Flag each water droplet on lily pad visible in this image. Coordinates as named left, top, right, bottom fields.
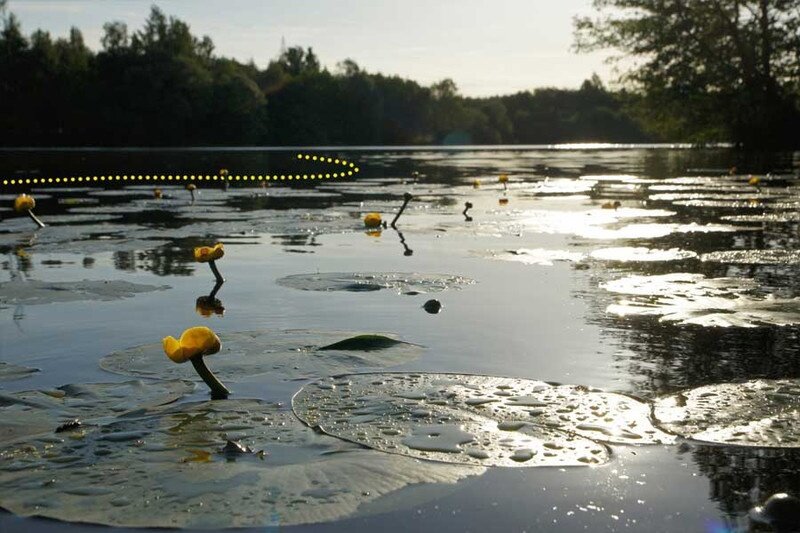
left=0, top=399, right=482, bottom=528
left=700, top=249, right=800, bottom=265
left=293, top=373, right=674, bottom=468
left=654, top=379, right=800, bottom=447
left=603, top=273, right=800, bottom=327
left=101, top=330, right=423, bottom=382
left=276, top=272, right=474, bottom=294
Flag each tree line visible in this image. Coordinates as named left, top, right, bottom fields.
left=1, top=2, right=797, bottom=147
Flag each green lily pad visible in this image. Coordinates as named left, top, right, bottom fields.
left=276, top=272, right=475, bottom=294
left=0, top=362, right=39, bottom=382
left=319, top=335, right=415, bottom=352
left=100, top=330, right=423, bottom=382
left=293, top=373, right=674, bottom=468
left=0, top=280, right=169, bottom=306
left=0, top=399, right=483, bottom=528
left=653, top=379, right=800, bottom=447
left=0, top=379, right=194, bottom=444
left=603, top=273, right=800, bottom=327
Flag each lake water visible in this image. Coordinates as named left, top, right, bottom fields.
left=1, top=146, right=800, bottom=532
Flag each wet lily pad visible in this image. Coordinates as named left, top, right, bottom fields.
left=653, top=379, right=800, bottom=447
left=101, top=330, right=423, bottom=382
left=0, top=379, right=194, bottom=444
left=590, top=247, right=698, bottom=262
left=0, top=279, right=169, bottom=306
left=276, top=272, right=475, bottom=294
left=0, top=399, right=482, bottom=528
left=483, top=248, right=585, bottom=266
left=0, top=362, right=39, bottom=382
left=603, top=273, right=800, bottom=327
left=700, top=249, right=800, bottom=265
left=293, top=373, right=674, bottom=468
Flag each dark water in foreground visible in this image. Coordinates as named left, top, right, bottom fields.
left=1, top=145, right=800, bottom=532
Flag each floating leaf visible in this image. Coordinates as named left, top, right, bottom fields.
left=0, top=280, right=169, bottom=306
left=603, top=273, right=800, bottom=327
left=0, top=399, right=482, bottom=528
left=276, top=272, right=475, bottom=294
left=483, top=248, right=585, bottom=266
left=0, top=362, right=39, bottom=382
left=700, top=249, right=800, bottom=265
left=293, top=373, right=674, bottom=468
left=590, top=247, right=698, bottom=262
left=101, top=330, right=423, bottom=382
left=0, top=380, right=194, bottom=444
left=653, top=379, right=800, bottom=447
left=318, top=334, right=415, bottom=352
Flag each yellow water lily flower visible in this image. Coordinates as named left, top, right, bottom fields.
left=365, top=229, right=382, bottom=238
left=14, top=194, right=35, bottom=212
left=163, top=326, right=221, bottom=364
left=186, top=183, right=197, bottom=191
left=194, top=243, right=225, bottom=263
left=364, top=212, right=382, bottom=228
left=498, top=174, right=509, bottom=184
left=473, top=179, right=481, bottom=188
left=220, top=168, right=229, bottom=177
left=153, top=188, right=163, bottom=199
left=748, top=175, right=761, bottom=186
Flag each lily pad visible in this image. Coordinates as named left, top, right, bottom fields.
left=0, top=362, right=39, bottom=382
left=293, top=373, right=674, bottom=468
left=276, top=272, right=475, bottom=294
left=101, top=330, right=423, bottom=382
left=0, top=379, right=194, bottom=444
left=0, top=399, right=482, bottom=528
left=653, top=379, right=800, bottom=447
left=603, top=273, right=800, bottom=327
left=483, top=248, right=585, bottom=266
left=0, top=279, right=169, bottom=306
left=589, top=247, right=698, bottom=262
left=700, top=249, right=800, bottom=265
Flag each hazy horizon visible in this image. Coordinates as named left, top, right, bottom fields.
left=5, top=0, right=614, bottom=97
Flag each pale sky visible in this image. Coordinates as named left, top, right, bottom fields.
left=5, top=0, right=613, bottom=97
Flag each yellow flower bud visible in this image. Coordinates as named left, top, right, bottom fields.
left=186, top=183, right=197, bottom=191
left=193, top=243, right=224, bottom=263
left=14, top=194, right=35, bottom=212
left=363, top=212, right=382, bottom=228
left=163, top=326, right=221, bottom=364
left=498, top=174, right=509, bottom=184
left=748, top=175, right=760, bottom=186
left=472, top=179, right=481, bottom=188
left=153, top=188, right=163, bottom=199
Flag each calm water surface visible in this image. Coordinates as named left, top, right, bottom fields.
left=1, top=146, right=800, bottom=532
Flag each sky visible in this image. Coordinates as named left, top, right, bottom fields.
left=5, top=0, right=614, bottom=97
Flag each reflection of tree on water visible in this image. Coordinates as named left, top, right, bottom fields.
left=688, top=444, right=800, bottom=527
left=114, top=247, right=193, bottom=276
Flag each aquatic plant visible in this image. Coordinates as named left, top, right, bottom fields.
left=153, top=187, right=163, bottom=199
left=473, top=179, right=481, bottom=188
left=194, top=242, right=225, bottom=285
left=363, top=212, right=383, bottom=228
left=601, top=200, right=622, bottom=209
left=186, top=182, right=197, bottom=202
left=498, top=173, right=509, bottom=190
left=13, top=194, right=45, bottom=228
left=196, top=295, right=225, bottom=317
left=463, top=201, right=473, bottom=221
left=163, top=326, right=230, bottom=398
left=391, top=192, right=413, bottom=228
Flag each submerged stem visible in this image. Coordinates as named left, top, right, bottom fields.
left=190, top=190, right=196, bottom=204
left=191, top=356, right=230, bottom=399
left=27, top=210, right=45, bottom=228
left=209, top=260, right=225, bottom=285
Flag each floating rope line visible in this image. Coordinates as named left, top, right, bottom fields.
left=1, top=153, right=360, bottom=187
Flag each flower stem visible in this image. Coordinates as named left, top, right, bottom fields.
left=27, top=210, right=45, bottom=228
left=391, top=192, right=413, bottom=228
left=209, top=260, right=225, bottom=285
left=190, top=190, right=196, bottom=204
left=191, top=356, right=230, bottom=399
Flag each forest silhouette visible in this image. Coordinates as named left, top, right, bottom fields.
left=1, top=2, right=797, bottom=148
